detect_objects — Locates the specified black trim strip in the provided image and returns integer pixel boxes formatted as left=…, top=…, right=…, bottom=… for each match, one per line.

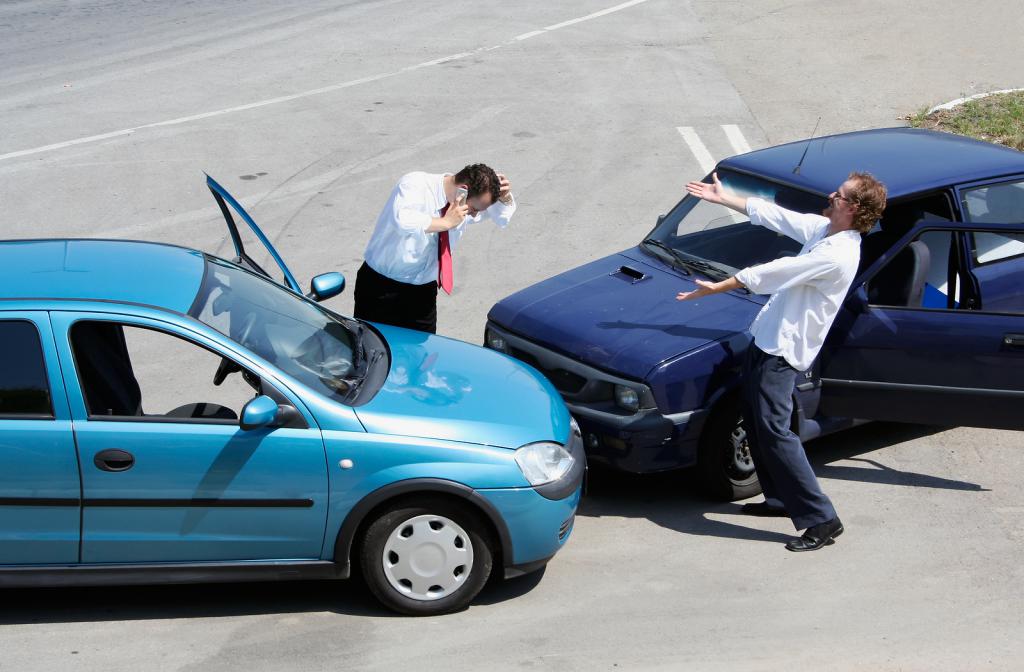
left=0, top=497, right=313, bottom=508
left=822, top=378, right=1024, bottom=398
left=83, top=498, right=314, bottom=508
left=0, top=560, right=342, bottom=589
left=0, top=497, right=79, bottom=506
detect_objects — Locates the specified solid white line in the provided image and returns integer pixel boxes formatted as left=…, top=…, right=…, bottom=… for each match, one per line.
left=514, top=30, right=546, bottom=41
left=0, top=0, right=652, bottom=163
left=676, top=127, right=716, bottom=175
left=544, top=0, right=650, bottom=31
left=721, top=124, right=751, bottom=155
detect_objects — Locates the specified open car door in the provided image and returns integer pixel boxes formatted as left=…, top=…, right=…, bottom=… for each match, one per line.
left=206, top=174, right=302, bottom=294
left=819, top=220, right=1024, bottom=431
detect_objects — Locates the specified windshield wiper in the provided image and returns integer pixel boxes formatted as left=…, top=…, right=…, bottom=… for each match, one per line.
left=343, top=349, right=384, bottom=401
left=641, top=238, right=690, bottom=274
left=677, top=257, right=731, bottom=281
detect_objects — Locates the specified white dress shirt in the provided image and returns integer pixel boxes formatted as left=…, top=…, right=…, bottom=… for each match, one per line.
left=734, top=197, right=861, bottom=371
left=363, top=171, right=516, bottom=286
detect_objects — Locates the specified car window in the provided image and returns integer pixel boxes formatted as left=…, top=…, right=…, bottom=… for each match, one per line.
left=867, top=227, right=1024, bottom=315
left=70, top=321, right=258, bottom=423
left=0, top=320, right=53, bottom=419
left=645, top=169, right=825, bottom=277
left=970, top=231, right=1024, bottom=266
left=962, top=179, right=1024, bottom=224
left=191, top=257, right=359, bottom=403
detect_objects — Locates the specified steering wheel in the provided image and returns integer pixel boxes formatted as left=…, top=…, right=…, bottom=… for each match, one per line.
left=213, top=312, right=258, bottom=386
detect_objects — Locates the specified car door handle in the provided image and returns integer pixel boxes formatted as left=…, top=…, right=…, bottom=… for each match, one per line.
left=1004, top=333, right=1024, bottom=348
left=94, top=449, right=135, bottom=472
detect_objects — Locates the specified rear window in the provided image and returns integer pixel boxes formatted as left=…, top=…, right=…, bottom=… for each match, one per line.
left=0, top=320, right=53, bottom=418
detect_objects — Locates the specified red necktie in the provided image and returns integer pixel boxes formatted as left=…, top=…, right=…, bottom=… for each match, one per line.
left=437, top=203, right=454, bottom=295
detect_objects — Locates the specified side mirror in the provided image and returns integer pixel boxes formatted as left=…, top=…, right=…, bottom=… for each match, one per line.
left=307, top=272, right=345, bottom=302
left=240, top=395, right=279, bottom=431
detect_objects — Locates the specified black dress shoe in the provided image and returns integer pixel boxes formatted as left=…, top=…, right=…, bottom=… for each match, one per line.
left=740, top=502, right=788, bottom=517
left=785, top=517, right=843, bottom=552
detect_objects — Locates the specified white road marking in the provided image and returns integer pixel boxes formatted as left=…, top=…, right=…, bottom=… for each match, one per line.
left=676, top=126, right=716, bottom=175
left=543, top=0, right=651, bottom=31
left=514, top=30, right=547, bottom=41
left=721, top=124, right=751, bottom=155
left=0, top=0, right=653, bottom=163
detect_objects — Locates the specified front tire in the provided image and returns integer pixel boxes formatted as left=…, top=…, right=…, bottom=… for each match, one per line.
left=696, top=401, right=762, bottom=501
left=359, top=497, right=494, bottom=616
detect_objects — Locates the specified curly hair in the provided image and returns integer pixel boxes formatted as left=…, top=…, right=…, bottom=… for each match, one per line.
left=453, top=164, right=501, bottom=204
left=846, top=171, right=887, bottom=234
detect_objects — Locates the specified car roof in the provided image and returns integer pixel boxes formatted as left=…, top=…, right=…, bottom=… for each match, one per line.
left=719, top=127, right=1024, bottom=199
left=0, top=239, right=206, bottom=314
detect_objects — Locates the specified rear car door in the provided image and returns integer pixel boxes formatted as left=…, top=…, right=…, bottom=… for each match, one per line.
left=0, top=313, right=81, bottom=564
left=819, top=220, right=1024, bottom=430
left=51, top=311, right=330, bottom=564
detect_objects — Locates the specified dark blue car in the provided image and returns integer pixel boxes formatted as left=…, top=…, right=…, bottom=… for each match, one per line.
left=486, top=128, right=1024, bottom=500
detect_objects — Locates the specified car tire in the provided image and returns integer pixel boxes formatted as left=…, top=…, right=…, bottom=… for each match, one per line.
left=359, top=497, right=494, bottom=616
left=696, top=400, right=762, bottom=501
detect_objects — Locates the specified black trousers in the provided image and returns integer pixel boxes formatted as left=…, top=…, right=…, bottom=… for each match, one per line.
left=741, top=345, right=837, bottom=530
left=353, top=262, right=438, bottom=334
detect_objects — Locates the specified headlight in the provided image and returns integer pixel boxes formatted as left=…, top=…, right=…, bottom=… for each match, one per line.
left=614, top=384, right=640, bottom=412
left=485, top=328, right=510, bottom=353
left=515, top=441, right=575, bottom=486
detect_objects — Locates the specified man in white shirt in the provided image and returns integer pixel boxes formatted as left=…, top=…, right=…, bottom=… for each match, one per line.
left=677, top=171, right=886, bottom=552
left=354, top=163, right=515, bottom=333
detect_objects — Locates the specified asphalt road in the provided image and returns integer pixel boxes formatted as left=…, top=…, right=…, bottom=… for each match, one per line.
left=2, top=1, right=1023, bottom=670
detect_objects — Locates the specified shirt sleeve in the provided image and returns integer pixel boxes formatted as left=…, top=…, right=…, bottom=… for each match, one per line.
left=482, top=193, right=516, bottom=229
left=747, top=197, right=827, bottom=245
left=392, top=175, right=434, bottom=232
left=735, top=246, right=842, bottom=296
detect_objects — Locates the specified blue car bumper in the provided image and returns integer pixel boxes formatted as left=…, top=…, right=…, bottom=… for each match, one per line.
left=478, top=483, right=582, bottom=578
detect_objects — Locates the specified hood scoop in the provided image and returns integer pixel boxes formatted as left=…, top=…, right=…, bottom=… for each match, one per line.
left=610, top=265, right=648, bottom=284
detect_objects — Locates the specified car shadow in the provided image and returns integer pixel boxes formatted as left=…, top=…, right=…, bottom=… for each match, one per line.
left=0, top=565, right=545, bottom=625
left=578, top=421, right=988, bottom=543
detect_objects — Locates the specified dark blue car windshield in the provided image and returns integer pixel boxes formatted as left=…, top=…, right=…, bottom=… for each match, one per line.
left=645, top=169, right=829, bottom=277
left=190, top=257, right=357, bottom=402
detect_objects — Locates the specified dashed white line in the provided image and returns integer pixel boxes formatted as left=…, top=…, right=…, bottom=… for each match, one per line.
left=0, top=0, right=653, bottom=164
left=722, top=124, right=752, bottom=155
left=676, top=126, right=716, bottom=175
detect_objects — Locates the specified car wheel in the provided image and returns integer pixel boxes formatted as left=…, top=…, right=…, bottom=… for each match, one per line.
left=359, top=497, right=494, bottom=616
left=696, top=401, right=762, bottom=501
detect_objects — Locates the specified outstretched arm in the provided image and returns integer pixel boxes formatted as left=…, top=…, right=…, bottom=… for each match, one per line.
left=685, top=172, right=747, bottom=213
left=676, top=276, right=745, bottom=301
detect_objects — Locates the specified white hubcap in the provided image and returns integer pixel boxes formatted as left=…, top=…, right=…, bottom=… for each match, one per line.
left=382, top=514, right=474, bottom=601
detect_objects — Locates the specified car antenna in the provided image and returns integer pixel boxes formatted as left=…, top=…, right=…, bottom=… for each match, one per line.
left=792, top=117, right=822, bottom=175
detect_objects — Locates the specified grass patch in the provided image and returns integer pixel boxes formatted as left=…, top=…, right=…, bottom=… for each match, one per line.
left=908, top=90, right=1024, bottom=151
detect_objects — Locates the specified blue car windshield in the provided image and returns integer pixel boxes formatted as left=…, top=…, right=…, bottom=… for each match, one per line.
left=190, top=257, right=357, bottom=402
left=644, top=169, right=828, bottom=278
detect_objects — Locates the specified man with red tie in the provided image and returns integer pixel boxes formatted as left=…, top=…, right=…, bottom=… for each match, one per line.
left=354, top=164, right=515, bottom=333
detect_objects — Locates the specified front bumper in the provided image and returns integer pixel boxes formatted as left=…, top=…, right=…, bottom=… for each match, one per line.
left=477, top=463, right=583, bottom=578
left=568, top=403, right=707, bottom=473
left=486, top=322, right=708, bottom=473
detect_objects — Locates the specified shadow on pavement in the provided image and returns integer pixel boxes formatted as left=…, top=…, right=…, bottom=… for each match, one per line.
left=0, top=560, right=546, bottom=626
left=578, top=422, right=988, bottom=542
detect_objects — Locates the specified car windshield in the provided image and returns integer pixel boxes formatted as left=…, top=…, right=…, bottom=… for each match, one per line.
left=643, top=169, right=828, bottom=279
left=190, top=257, right=359, bottom=402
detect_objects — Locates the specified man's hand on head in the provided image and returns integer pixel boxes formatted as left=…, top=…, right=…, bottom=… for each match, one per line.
left=497, top=172, right=513, bottom=204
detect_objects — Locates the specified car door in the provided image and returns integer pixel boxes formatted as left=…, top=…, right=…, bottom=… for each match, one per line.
left=50, top=310, right=330, bottom=564
left=0, top=313, right=81, bottom=565
left=206, top=174, right=303, bottom=294
left=819, top=219, right=1024, bottom=430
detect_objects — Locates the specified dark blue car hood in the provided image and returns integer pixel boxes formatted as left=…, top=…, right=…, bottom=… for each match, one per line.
left=488, top=249, right=762, bottom=380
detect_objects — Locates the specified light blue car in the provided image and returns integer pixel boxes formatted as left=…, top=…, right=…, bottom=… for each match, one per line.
left=0, top=176, right=583, bottom=615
